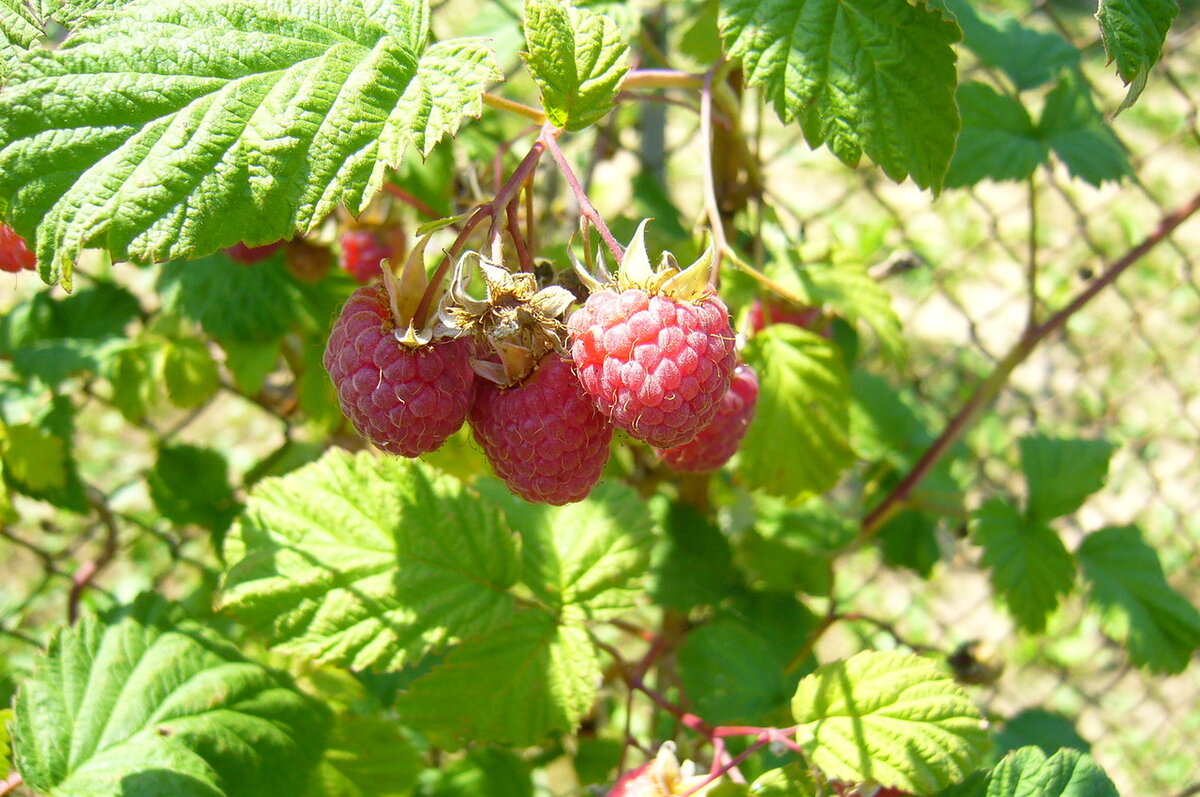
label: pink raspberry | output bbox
[655,363,757,472]
[323,284,475,457]
[225,240,284,264]
[339,229,391,283]
[568,289,736,449]
[470,354,613,505]
[0,224,36,273]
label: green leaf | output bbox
[974,498,1076,633]
[148,444,241,538]
[220,450,519,671]
[0,707,10,779]
[423,748,533,797]
[935,0,1078,91]
[750,764,817,796]
[719,0,960,191]
[791,650,988,794]
[678,619,797,725]
[1097,0,1179,110]
[0,2,491,288]
[395,608,600,747]
[221,340,280,396]
[479,480,654,613]
[0,1,41,80]
[1038,73,1131,187]
[982,746,1118,797]
[12,595,329,797]
[307,713,421,797]
[945,82,1046,188]
[1077,525,1200,673]
[57,281,142,339]
[2,396,88,513]
[877,508,943,578]
[361,0,428,52]
[98,338,162,423]
[737,496,854,596]
[740,325,854,497]
[1019,436,1114,522]
[522,0,630,131]
[159,337,220,409]
[399,39,502,156]
[793,261,904,365]
[993,709,1091,761]
[1,422,67,491]
[650,499,740,611]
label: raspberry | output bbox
[225,240,283,264]
[607,743,716,796]
[324,284,475,457]
[747,298,822,333]
[470,354,613,505]
[568,288,736,448]
[655,363,757,472]
[0,224,36,273]
[339,228,391,283]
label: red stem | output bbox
[382,183,441,219]
[540,130,625,263]
[68,488,119,624]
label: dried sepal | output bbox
[382,230,451,348]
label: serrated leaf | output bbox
[934,0,1078,91]
[719,0,960,191]
[148,444,241,538]
[307,713,421,797]
[1038,73,1131,187]
[650,498,740,611]
[946,82,1047,188]
[395,609,600,747]
[97,337,162,423]
[1019,436,1114,522]
[3,396,88,513]
[974,498,1075,633]
[157,256,308,343]
[522,0,630,131]
[220,450,520,671]
[478,479,654,613]
[793,261,904,364]
[791,651,988,794]
[159,337,220,408]
[361,0,428,52]
[678,619,796,725]
[1077,525,1200,673]
[1097,0,1179,110]
[993,710,1091,761]
[398,39,501,157]
[983,746,1118,797]
[0,707,11,780]
[1,422,67,491]
[0,2,491,288]
[0,1,41,79]
[750,764,817,796]
[12,595,329,797]
[740,325,854,497]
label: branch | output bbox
[68,486,120,624]
[862,188,1200,537]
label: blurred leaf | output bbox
[946,82,1046,188]
[878,509,942,578]
[220,450,519,671]
[791,651,988,794]
[55,282,141,339]
[1,422,66,491]
[13,594,329,796]
[792,261,904,364]
[307,713,421,797]
[977,746,1118,797]
[993,709,1091,761]
[0,291,59,354]
[98,338,162,423]
[298,336,343,433]
[1078,525,1200,673]
[676,0,722,67]
[750,764,817,796]
[11,339,100,385]
[478,480,654,614]
[148,444,241,540]
[1019,436,1114,522]
[574,737,623,787]
[1097,0,1179,110]
[221,339,280,396]
[974,498,1076,633]
[1038,73,1131,186]
[159,337,220,409]
[650,499,740,611]
[935,0,1079,91]
[737,496,854,595]
[679,619,796,725]
[395,609,599,747]
[719,0,960,191]
[3,396,88,513]
[423,748,533,797]
[741,326,854,497]
[522,0,630,131]
[0,707,11,779]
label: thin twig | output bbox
[700,69,726,286]
[383,183,442,219]
[541,129,625,262]
[0,773,23,797]
[68,487,120,623]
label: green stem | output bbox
[482,92,546,123]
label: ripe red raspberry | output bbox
[324,284,475,457]
[470,354,613,505]
[747,298,822,333]
[655,363,757,472]
[225,240,283,264]
[339,228,391,283]
[0,224,36,273]
[568,288,736,449]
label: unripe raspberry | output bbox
[225,240,283,265]
[324,284,475,456]
[0,224,36,273]
[470,354,613,505]
[655,363,757,472]
[339,228,391,283]
[569,288,736,449]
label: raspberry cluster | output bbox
[322,222,759,505]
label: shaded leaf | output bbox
[1097,0,1179,110]
[1038,74,1131,186]
[946,82,1046,188]
[307,713,421,797]
[1019,436,1114,522]
[148,444,241,539]
[159,337,220,409]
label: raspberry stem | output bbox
[541,129,625,263]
